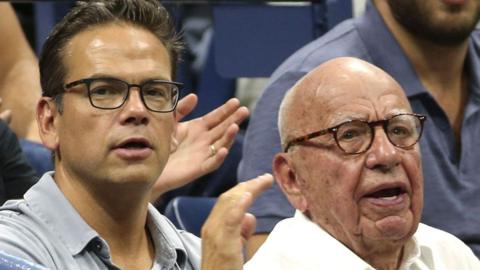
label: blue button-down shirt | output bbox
[0,172,201,269]
[239,0,480,256]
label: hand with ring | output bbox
[209,144,217,157]
[151,94,249,201]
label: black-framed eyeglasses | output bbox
[64,77,181,113]
[284,113,427,154]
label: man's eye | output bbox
[90,86,117,96]
[389,125,411,137]
[338,129,360,141]
[145,89,166,97]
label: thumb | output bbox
[241,213,257,244]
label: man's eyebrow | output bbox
[142,76,172,82]
[327,113,368,126]
[85,74,172,82]
[85,73,117,79]
[384,109,410,118]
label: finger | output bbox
[202,124,239,175]
[202,98,242,130]
[203,125,239,172]
[201,146,229,174]
[201,174,273,269]
[241,213,257,242]
[212,174,274,228]
[236,174,274,213]
[0,110,12,124]
[207,106,248,142]
[211,123,239,152]
[175,93,198,122]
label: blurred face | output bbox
[281,62,423,256]
[387,0,480,44]
[52,23,175,188]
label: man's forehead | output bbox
[62,23,172,82]
[64,23,167,59]
[299,82,410,128]
[308,89,410,122]
[282,57,411,133]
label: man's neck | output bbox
[319,215,405,270]
[347,236,405,270]
[363,248,404,270]
[374,0,470,145]
[54,166,155,269]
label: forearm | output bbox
[0,58,41,140]
[0,3,41,141]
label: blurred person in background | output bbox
[0,2,41,141]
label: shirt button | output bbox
[90,239,103,253]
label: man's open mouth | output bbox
[365,187,407,200]
[116,138,152,149]
[119,141,149,149]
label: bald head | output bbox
[278,57,410,149]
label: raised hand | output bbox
[151,94,249,201]
[201,174,274,270]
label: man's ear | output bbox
[36,97,59,151]
[272,153,308,212]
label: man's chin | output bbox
[373,215,415,240]
[359,213,418,248]
[108,166,161,185]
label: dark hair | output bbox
[39,0,183,100]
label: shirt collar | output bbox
[147,204,188,269]
[466,34,480,104]
[23,172,98,256]
[23,173,188,269]
[400,231,422,268]
[289,211,375,269]
[292,212,430,270]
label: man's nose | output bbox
[365,127,401,171]
[120,87,149,125]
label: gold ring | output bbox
[209,144,217,157]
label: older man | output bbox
[0,1,266,269]
[202,57,479,270]
[241,0,480,257]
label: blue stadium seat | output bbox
[164,196,216,237]
[0,251,47,270]
[213,0,352,78]
[189,0,352,119]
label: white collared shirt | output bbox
[245,211,480,270]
